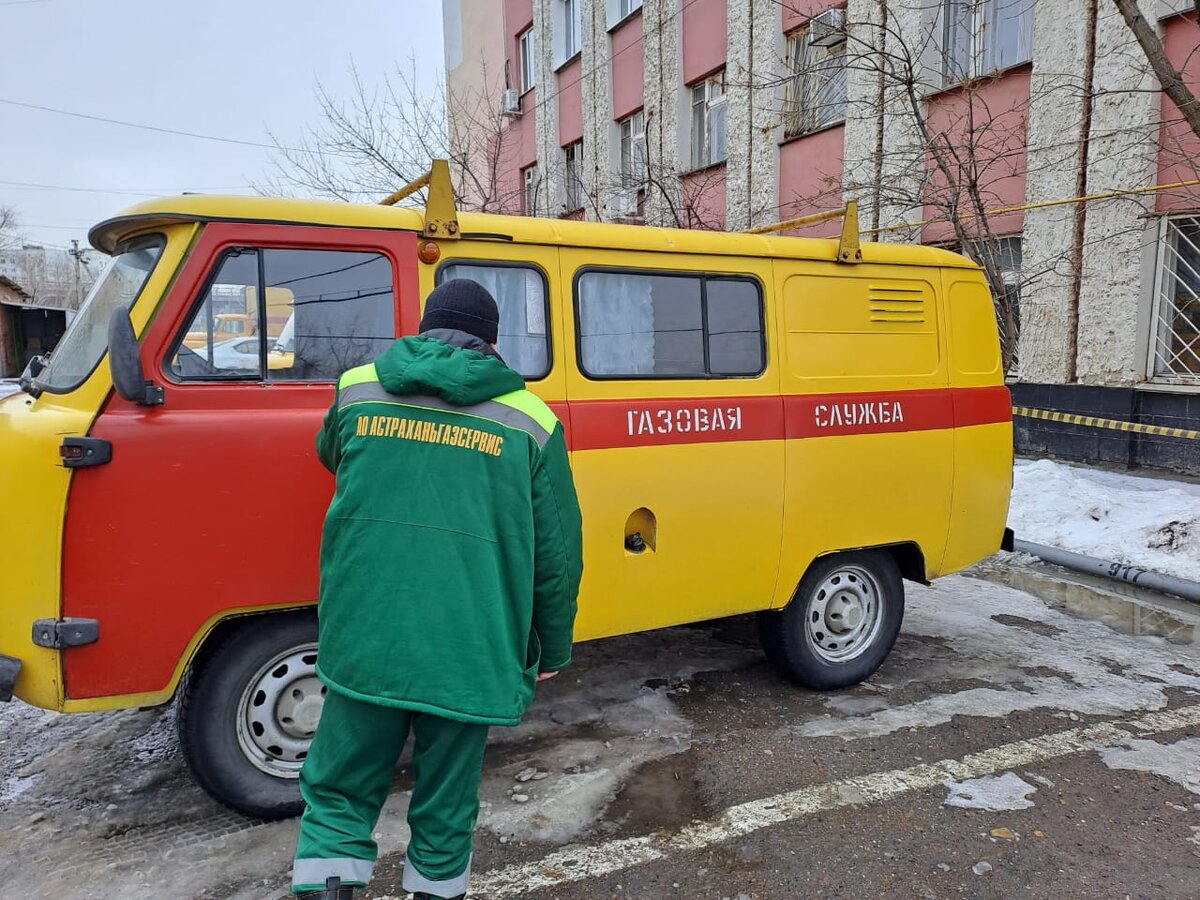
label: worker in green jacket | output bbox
[292,279,584,900]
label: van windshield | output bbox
[36,235,165,393]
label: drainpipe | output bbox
[1013,538,1200,604]
[1066,0,1099,382]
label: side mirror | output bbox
[108,308,164,406]
[17,354,48,397]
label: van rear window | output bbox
[576,270,764,379]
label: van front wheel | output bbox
[177,612,321,819]
[757,551,904,690]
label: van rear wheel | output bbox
[757,550,904,689]
[177,612,321,819]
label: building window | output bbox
[940,0,1034,84]
[523,164,541,215]
[784,26,848,138]
[619,111,647,188]
[554,0,582,67]
[576,270,764,379]
[609,0,643,27]
[438,263,550,379]
[170,248,395,383]
[519,27,537,94]
[689,72,727,171]
[1152,216,1200,383]
[563,141,584,213]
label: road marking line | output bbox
[472,704,1200,898]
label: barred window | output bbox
[1152,216,1200,383]
[784,26,847,139]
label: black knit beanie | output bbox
[419,279,500,344]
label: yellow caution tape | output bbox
[1013,406,1200,440]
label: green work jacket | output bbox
[314,329,584,726]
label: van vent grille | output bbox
[868,285,927,324]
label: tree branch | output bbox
[1110,0,1200,141]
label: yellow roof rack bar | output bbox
[379,158,460,240]
[746,200,862,264]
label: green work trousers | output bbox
[292,689,491,897]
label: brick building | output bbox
[442,0,1200,471]
[0,275,33,378]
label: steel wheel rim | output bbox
[803,565,884,663]
[235,643,323,778]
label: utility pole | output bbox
[68,239,83,308]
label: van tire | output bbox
[177,612,320,820]
[756,551,904,690]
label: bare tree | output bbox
[265,61,525,214]
[1110,0,1200,141]
[0,206,22,251]
[753,3,1035,370]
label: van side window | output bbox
[263,249,394,382]
[169,248,396,383]
[576,270,764,378]
[437,262,550,380]
[170,249,263,380]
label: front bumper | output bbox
[0,654,21,702]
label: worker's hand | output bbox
[537,671,559,682]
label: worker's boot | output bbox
[296,876,356,899]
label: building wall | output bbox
[444,0,1200,468]
[1155,11,1200,213]
[0,283,26,378]
[443,0,514,211]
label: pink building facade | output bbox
[445,0,1200,471]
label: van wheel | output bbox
[177,612,321,819]
[756,551,904,690]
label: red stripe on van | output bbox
[951,385,1013,428]
[564,386,1011,451]
[569,396,784,451]
[785,390,953,439]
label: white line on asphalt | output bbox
[471,703,1200,898]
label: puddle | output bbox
[1056,588,1199,646]
[602,751,709,836]
[975,567,1200,646]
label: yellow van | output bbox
[0,162,1012,818]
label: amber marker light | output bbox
[418,240,441,264]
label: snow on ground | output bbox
[1010,459,1200,582]
[0,380,20,398]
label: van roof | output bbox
[90,194,980,270]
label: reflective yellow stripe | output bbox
[338,363,378,390]
[492,389,559,435]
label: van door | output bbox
[559,250,784,640]
[60,223,420,703]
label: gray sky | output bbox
[0,0,445,251]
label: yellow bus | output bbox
[0,163,1012,818]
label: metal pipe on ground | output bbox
[1012,538,1200,604]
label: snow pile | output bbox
[1009,459,1200,582]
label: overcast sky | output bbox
[0,0,445,251]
